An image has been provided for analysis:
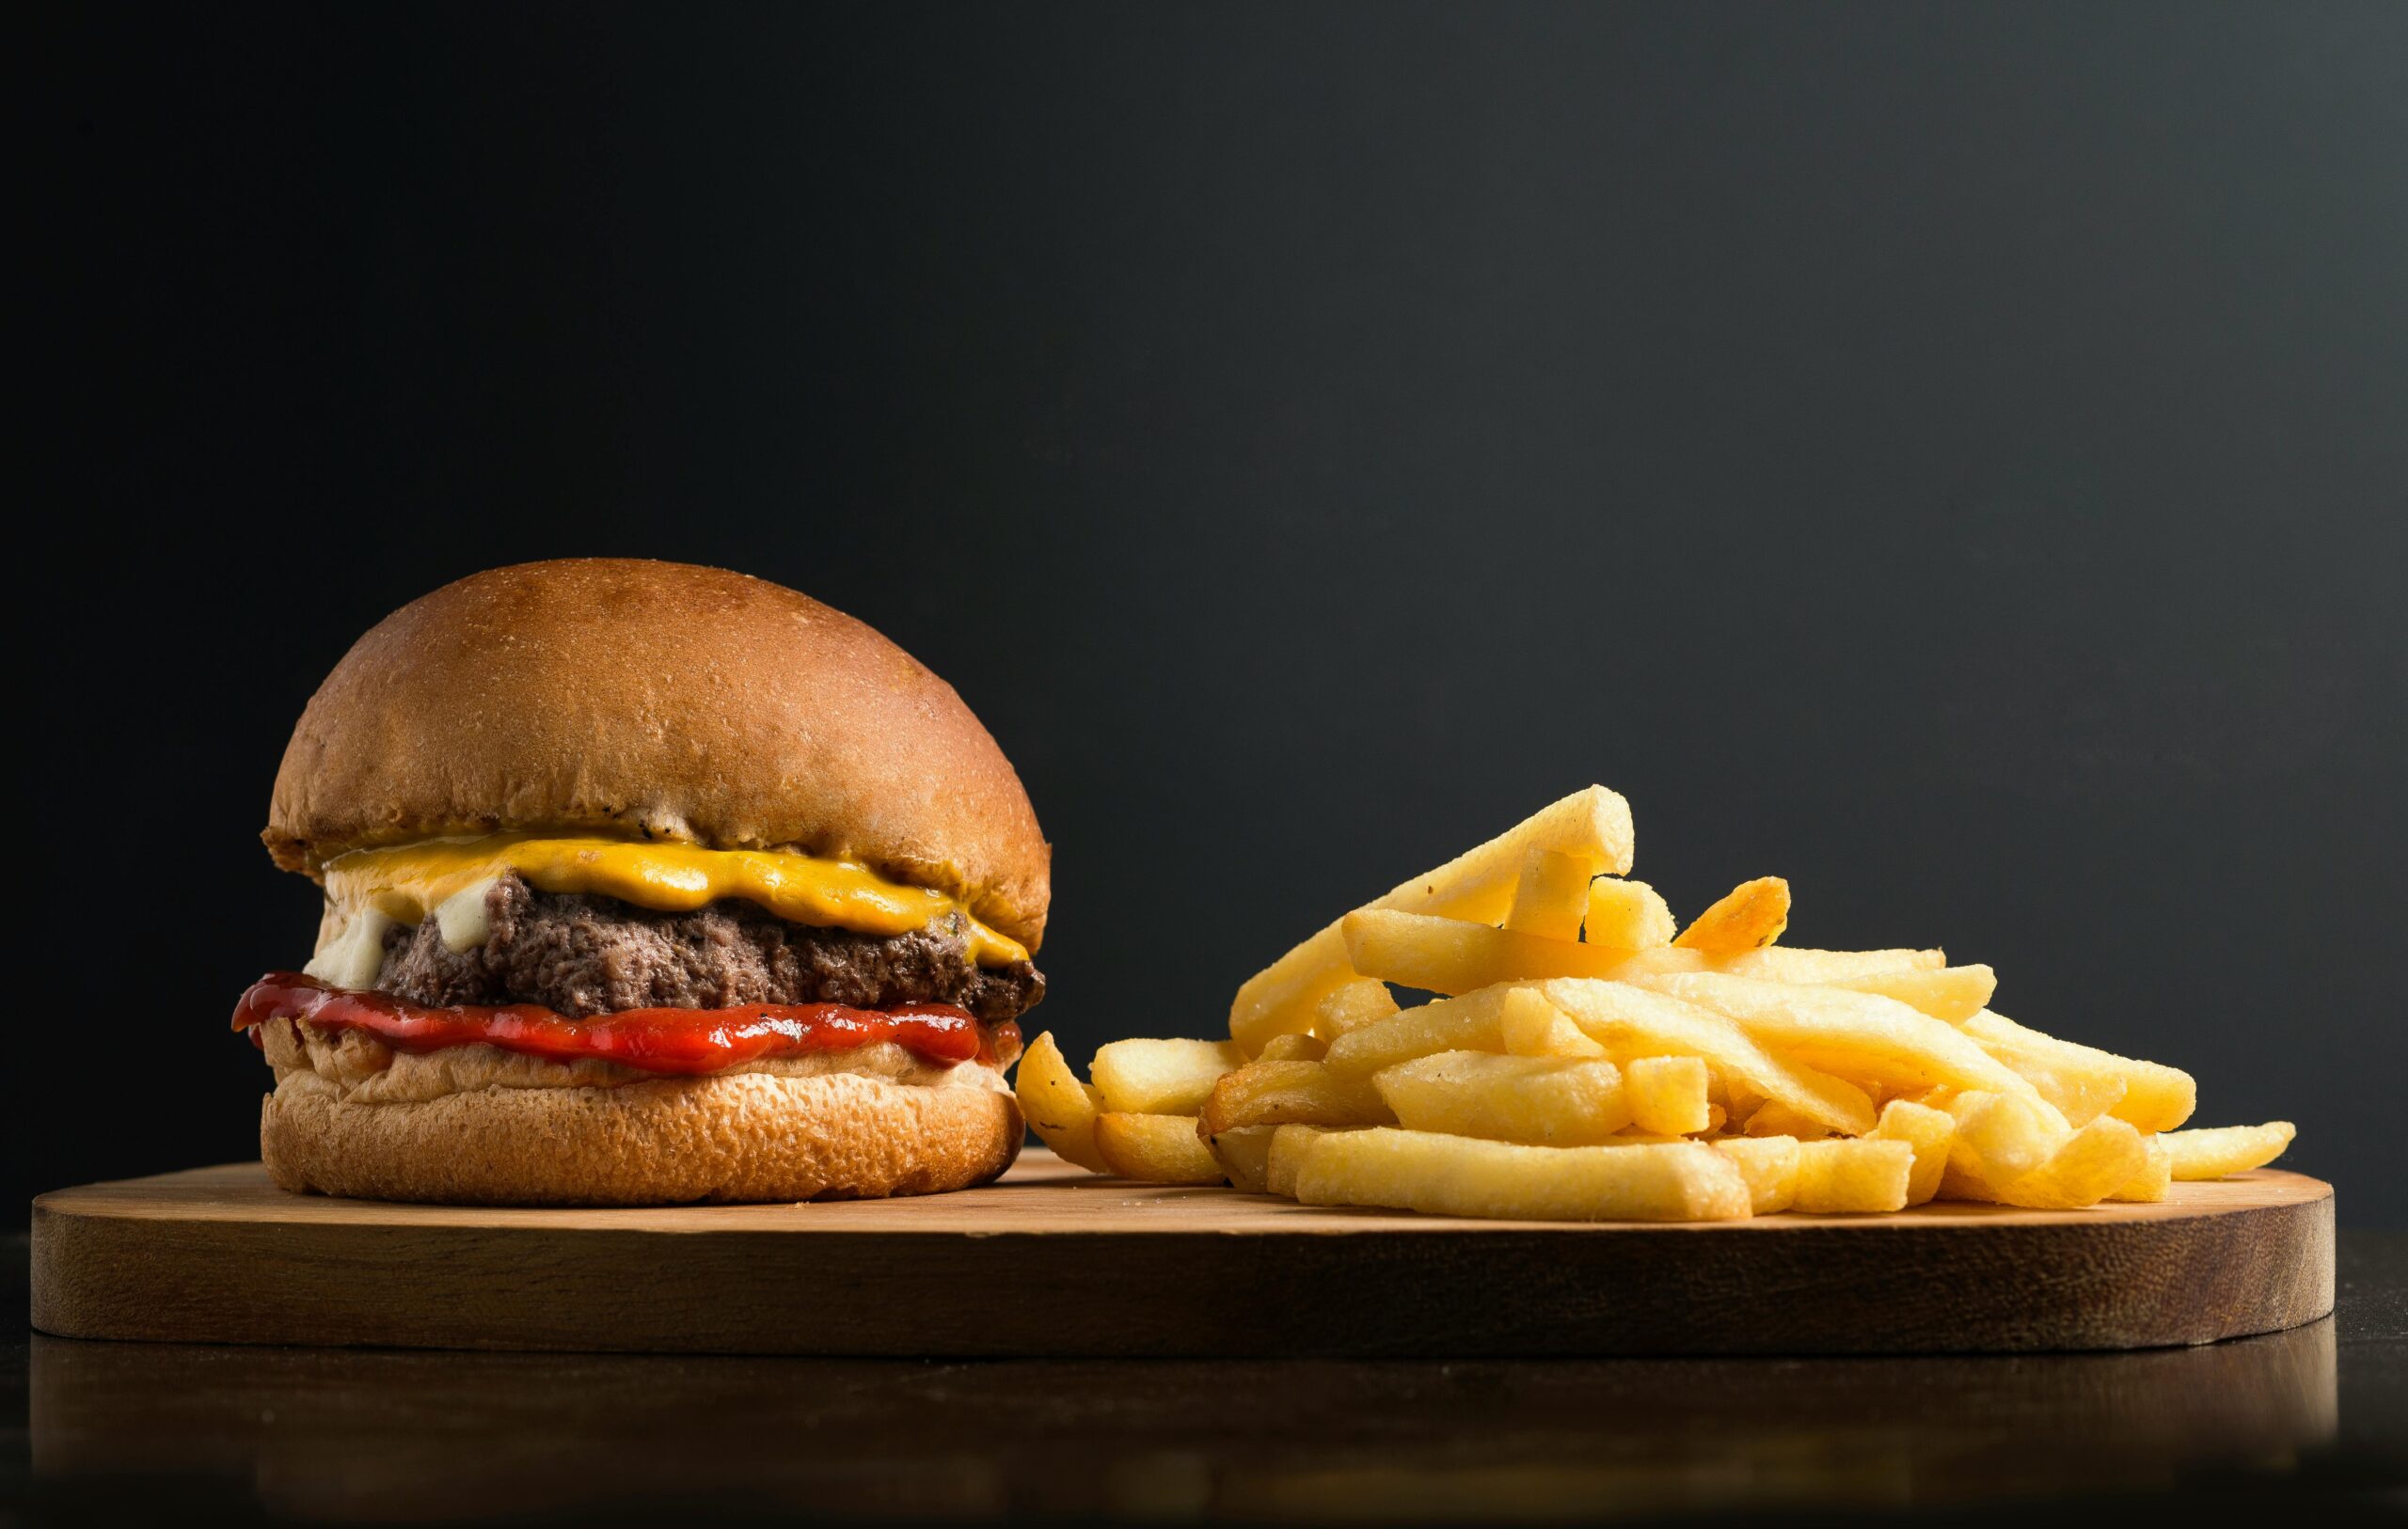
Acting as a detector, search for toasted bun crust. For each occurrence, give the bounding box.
[261,1069,1022,1206]
[264,559,1049,951]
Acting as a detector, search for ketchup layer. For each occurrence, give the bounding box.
[233,972,1012,1076]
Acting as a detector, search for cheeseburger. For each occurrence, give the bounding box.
[234,559,1044,1205]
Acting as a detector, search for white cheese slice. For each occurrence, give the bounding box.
[303,906,395,990]
[434,878,499,953]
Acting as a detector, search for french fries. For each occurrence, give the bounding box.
[2163,1122,2296,1180]
[1504,848,1599,942]
[1228,786,1635,1053]
[1294,1128,1753,1222]
[1370,1052,1630,1144]
[1871,1099,1954,1206]
[2110,1134,2174,1203]
[1495,985,1609,1059]
[1014,1032,1108,1173]
[1198,1060,1396,1136]
[1537,978,1877,1137]
[1672,876,1790,955]
[1091,1038,1243,1115]
[1265,1124,1331,1198]
[1313,977,1400,1040]
[1340,909,1641,994]
[1257,1032,1329,1063]
[1094,1112,1226,1185]
[1021,786,2298,1222]
[1959,1011,2196,1133]
[1634,972,2059,1112]
[1825,965,1996,1024]
[1624,1055,1710,1136]
[1584,877,1674,950]
[1711,1135,1799,1213]
[1792,1138,1915,1214]
[1206,1126,1277,1193]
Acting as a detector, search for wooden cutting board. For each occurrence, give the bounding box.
[31,1151,2332,1357]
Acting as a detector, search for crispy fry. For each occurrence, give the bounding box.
[1228,786,1635,1052]
[1743,1100,1831,1140]
[2163,1122,2296,1180]
[1314,977,1401,1040]
[1672,876,1791,954]
[2109,1134,2173,1203]
[1959,1011,2195,1133]
[1294,1128,1754,1222]
[1205,1125,1277,1193]
[1991,1116,2148,1210]
[1504,848,1600,942]
[1636,972,2064,1114]
[1093,1112,1227,1185]
[1711,1135,1800,1213]
[1324,987,1517,1080]
[1826,966,1997,1024]
[1265,1124,1332,1198]
[1257,1032,1330,1063]
[1370,1051,1630,1145]
[1941,1089,2068,1193]
[1624,1055,1711,1136]
[1791,1138,1916,1214]
[1871,1098,1955,1206]
[1198,1059,1396,1136]
[1584,877,1675,951]
[1090,1038,1244,1115]
[1495,985,1610,1058]
[1536,978,1877,1136]
[1340,909,1644,994]
[1014,1031,1107,1173]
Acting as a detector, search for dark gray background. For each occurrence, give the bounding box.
[30,4,2406,1220]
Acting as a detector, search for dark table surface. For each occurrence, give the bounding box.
[10,1228,2404,1524]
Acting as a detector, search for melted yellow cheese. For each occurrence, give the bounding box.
[319,835,1028,968]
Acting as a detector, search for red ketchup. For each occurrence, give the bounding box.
[232,972,1013,1075]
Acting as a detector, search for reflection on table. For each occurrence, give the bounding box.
[30,1317,2336,1521]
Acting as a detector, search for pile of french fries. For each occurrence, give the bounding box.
[1018,787,2296,1221]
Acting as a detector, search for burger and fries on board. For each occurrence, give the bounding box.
[230,560,2291,1225]
[1020,786,2294,1222]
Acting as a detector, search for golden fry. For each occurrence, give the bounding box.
[1826,966,1997,1024]
[1314,977,1401,1040]
[1093,1112,1227,1185]
[1712,1135,1800,1213]
[1340,909,1644,994]
[1791,1138,1915,1214]
[1228,786,1635,1052]
[1370,1051,1629,1145]
[1294,1128,1754,1222]
[1960,1011,2195,1133]
[1504,848,1599,942]
[1015,1031,1107,1173]
[1265,1123,1332,1198]
[1205,1125,1277,1193]
[1624,1055,1711,1136]
[1871,1098,1954,1206]
[1537,978,1877,1136]
[2163,1122,2296,1180]
[1198,1059,1396,1136]
[1584,877,1675,950]
[1090,1037,1244,1115]
[1672,876,1791,954]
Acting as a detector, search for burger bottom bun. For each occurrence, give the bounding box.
[261,1068,1022,1206]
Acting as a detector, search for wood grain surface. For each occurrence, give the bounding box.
[32,1151,2333,1357]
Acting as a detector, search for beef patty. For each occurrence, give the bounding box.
[375,874,1044,1023]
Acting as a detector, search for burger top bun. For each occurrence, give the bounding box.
[263,558,1051,952]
